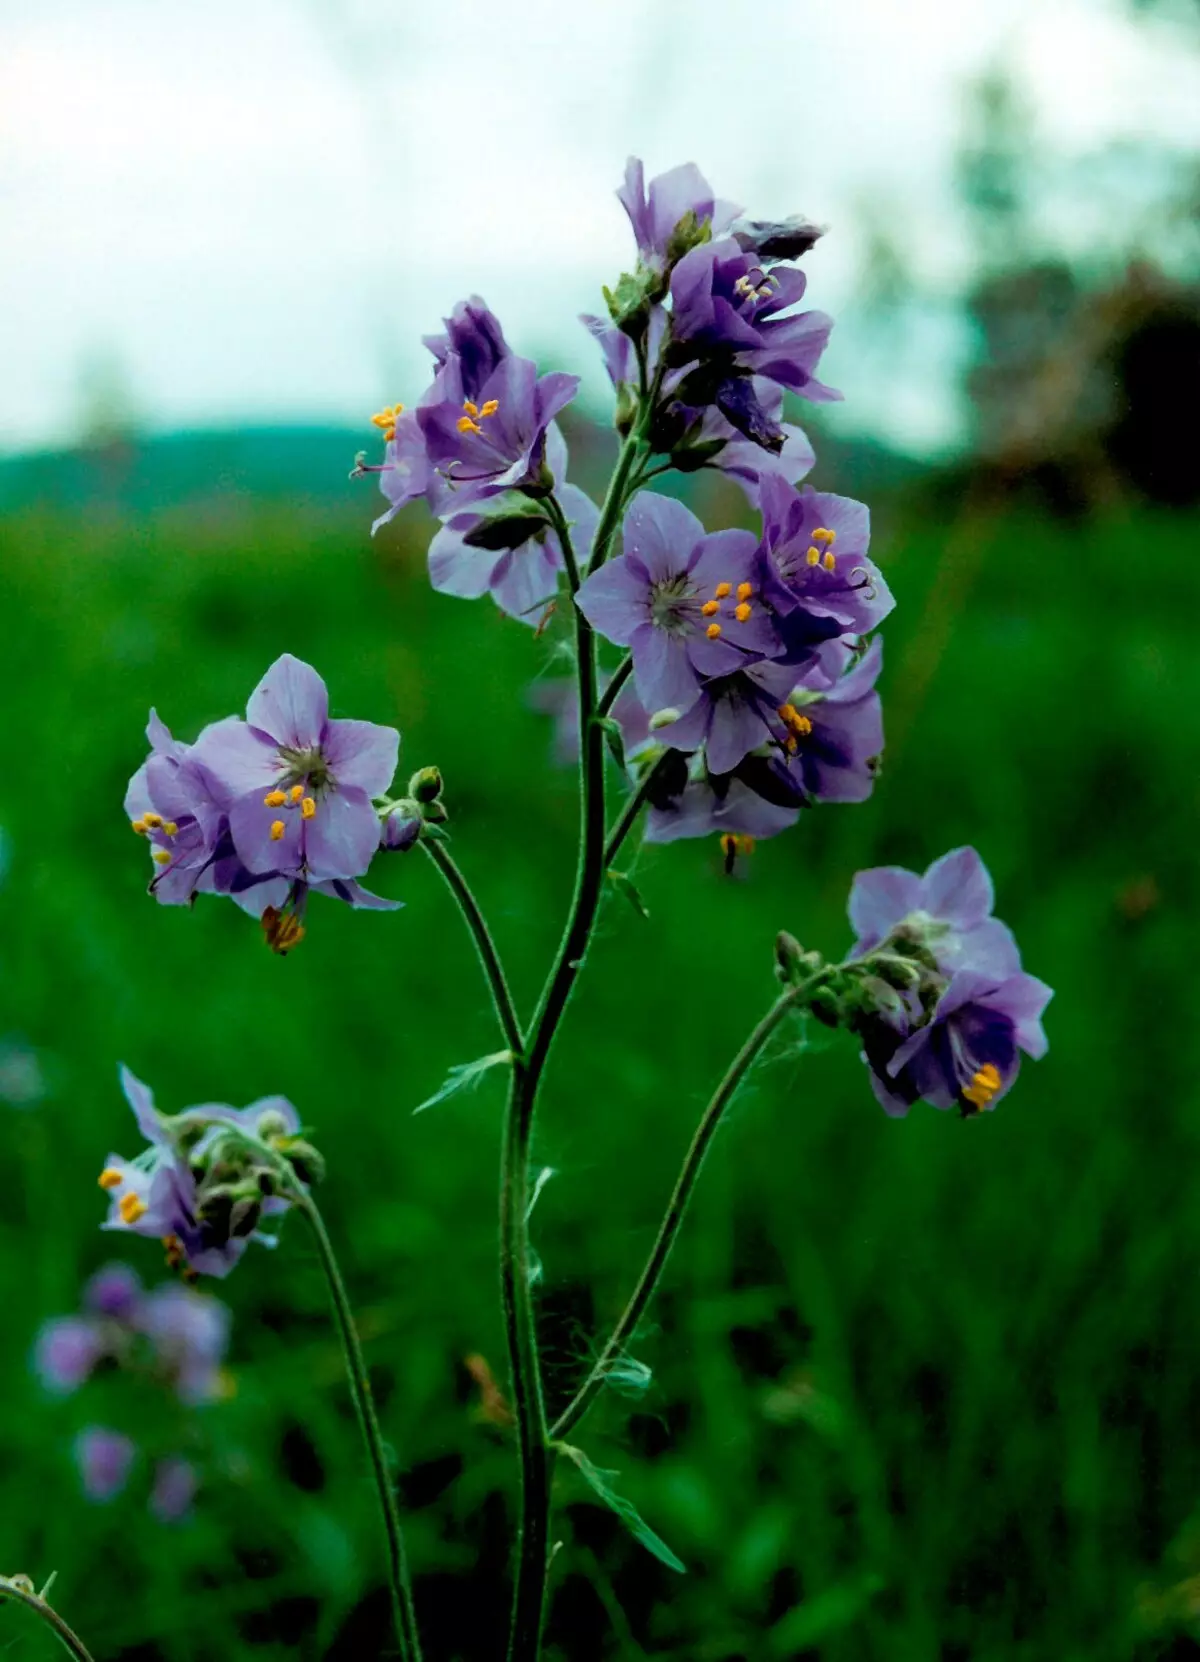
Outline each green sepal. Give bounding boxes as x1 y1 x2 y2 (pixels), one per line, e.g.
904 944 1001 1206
558 1444 685 1573
607 868 650 921
413 1050 513 1115
594 715 626 773
417 820 450 843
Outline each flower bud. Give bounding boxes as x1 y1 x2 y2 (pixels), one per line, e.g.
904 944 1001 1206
255 1108 291 1141
808 986 842 1028
409 766 444 803
280 1138 326 1188
381 805 421 852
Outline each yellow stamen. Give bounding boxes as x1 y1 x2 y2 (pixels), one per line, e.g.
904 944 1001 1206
262 906 306 956
701 599 720 617
371 402 405 441
131 818 147 835
962 1063 1003 1112
98 1167 123 1190
736 582 753 601
300 796 316 820
289 785 305 802
822 551 836 571
142 812 163 828
119 1192 147 1225
162 821 178 837
152 849 172 865
269 820 286 842
719 832 756 871
806 546 820 567
463 400 480 419
714 582 732 599
812 527 836 546
706 622 723 639
457 415 483 435
734 602 752 622
480 399 500 417
264 789 287 807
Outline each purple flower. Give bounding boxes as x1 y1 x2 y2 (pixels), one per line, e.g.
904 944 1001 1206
775 637 884 804
650 657 797 775
191 655 398 887
84 1262 145 1320
423 295 511 388
35 1317 105 1395
730 213 825 264
574 493 777 717
75 1427 136 1503
617 157 740 277
757 478 894 654
645 772 801 845
848 848 1052 1118
150 1457 199 1523
138 1282 231 1405
98 1067 305 1280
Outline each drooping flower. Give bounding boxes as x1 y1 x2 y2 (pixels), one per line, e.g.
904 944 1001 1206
756 477 894 653
574 492 777 716
846 848 1052 1118
75 1427 136 1503
98 1066 307 1280
191 655 399 888
644 769 802 846
616 157 741 279
649 656 799 776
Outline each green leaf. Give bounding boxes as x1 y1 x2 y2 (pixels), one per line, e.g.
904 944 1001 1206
413 1050 512 1115
594 715 626 773
607 868 650 921
559 1444 685 1573
767 1573 884 1655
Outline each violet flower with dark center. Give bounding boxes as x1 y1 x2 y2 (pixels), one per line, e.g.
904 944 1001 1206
773 637 885 804
757 477 894 652
650 656 801 776
847 848 1052 1117
574 492 778 716
645 772 801 846
191 654 398 887
617 157 741 279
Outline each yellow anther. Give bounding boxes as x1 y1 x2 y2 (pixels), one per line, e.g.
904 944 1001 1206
457 415 483 435
806 546 820 566
822 551 836 571
300 796 316 820
162 821 178 837
131 818 148 836
262 906 306 956
736 581 753 601
962 1063 1003 1111
777 705 813 738
714 582 732 599
98 1167 123 1190
371 402 405 441
719 832 756 871
269 820 286 842
701 599 720 617
734 602 752 622
142 812 163 828
289 785 304 802
152 849 172 865
463 400 480 419
812 527 836 546
119 1192 147 1225
706 622 723 639
263 790 287 807
480 399 500 417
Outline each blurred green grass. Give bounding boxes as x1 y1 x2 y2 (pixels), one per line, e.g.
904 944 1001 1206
1 486 1198 1661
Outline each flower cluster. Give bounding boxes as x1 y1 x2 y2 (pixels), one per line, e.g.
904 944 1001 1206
97 1066 319 1279
126 654 402 950
35 1262 230 1520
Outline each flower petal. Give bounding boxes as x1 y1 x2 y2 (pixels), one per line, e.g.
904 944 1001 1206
245 655 329 749
322 719 400 796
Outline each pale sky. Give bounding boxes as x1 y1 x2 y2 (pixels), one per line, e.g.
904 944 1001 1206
1 0 1196 457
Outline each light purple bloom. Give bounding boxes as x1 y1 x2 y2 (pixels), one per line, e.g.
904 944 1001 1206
651 657 798 775
777 637 885 805
138 1283 231 1405
848 848 1052 1118
150 1457 199 1523
35 1317 105 1394
84 1262 145 1320
75 1427 136 1503
757 478 894 654
574 493 777 717
645 774 801 845
191 655 398 887
617 157 740 277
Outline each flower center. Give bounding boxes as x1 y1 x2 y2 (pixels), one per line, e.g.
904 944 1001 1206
277 746 332 793
776 703 813 755
698 578 754 640
370 401 405 442
263 783 318 838
456 398 500 436
732 268 776 308
961 1062 1002 1114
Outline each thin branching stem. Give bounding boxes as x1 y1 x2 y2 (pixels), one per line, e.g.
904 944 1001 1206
0 1577 97 1662
420 838 524 1058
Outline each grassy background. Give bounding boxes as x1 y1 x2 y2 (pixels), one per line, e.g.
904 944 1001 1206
1 466 1199 1661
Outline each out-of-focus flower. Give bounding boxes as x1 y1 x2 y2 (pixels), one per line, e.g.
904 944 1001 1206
36 1317 105 1395
74 1427 136 1503
150 1457 199 1523
529 670 652 769
0 1036 46 1108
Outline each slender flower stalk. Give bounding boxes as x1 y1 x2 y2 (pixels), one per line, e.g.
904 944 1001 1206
603 754 677 869
594 655 633 721
550 980 814 1442
297 1197 423 1662
0 1577 97 1662
419 839 524 1058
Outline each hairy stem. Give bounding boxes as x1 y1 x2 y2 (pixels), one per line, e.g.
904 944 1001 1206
420 838 524 1058
0 1580 96 1662
594 654 633 722
550 982 813 1441
298 1197 423 1662
603 753 676 870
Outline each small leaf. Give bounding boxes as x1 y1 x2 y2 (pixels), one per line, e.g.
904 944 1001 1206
607 869 650 920
526 1165 556 1221
603 1355 652 1399
594 715 626 773
413 1050 512 1115
559 1444 685 1573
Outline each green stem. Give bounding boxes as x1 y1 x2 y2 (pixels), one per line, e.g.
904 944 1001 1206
603 754 674 870
420 838 524 1058
594 655 632 721
298 1197 423 1662
0 1579 97 1662
549 982 812 1442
